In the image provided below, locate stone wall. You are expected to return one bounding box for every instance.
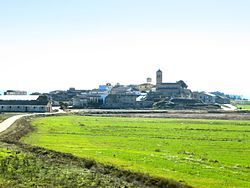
[0,105,51,112]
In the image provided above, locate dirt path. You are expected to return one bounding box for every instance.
[0,114,28,133]
[0,109,65,133]
[73,109,250,120]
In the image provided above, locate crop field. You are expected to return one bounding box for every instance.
[22,116,250,188]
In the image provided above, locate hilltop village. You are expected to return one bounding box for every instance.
[0,69,234,112]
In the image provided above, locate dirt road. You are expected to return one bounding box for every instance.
[73,109,250,120]
[0,114,28,133]
[0,108,65,133]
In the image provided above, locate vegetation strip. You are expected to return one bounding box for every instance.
[0,116,190,188]
[0,142,134,187]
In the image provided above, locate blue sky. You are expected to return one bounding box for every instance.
[0,0,250,97]
[1,1,249,35]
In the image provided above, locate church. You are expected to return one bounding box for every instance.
[155,69,192,98]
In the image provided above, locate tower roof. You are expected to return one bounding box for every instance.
[157,69,162,73]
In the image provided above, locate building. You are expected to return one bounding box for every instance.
[99,83,112,92]
[73,95,88,108]
[73,93,105,108]
[0,95,52,112]
[156,69,162,85]
[105,93,138,108]
[193,92,230,104]
[155,70,192,99]
[4,90,27,95]
[215,95,230,104]
[193,92,215,104]
[138,77,154,93]
[156,82,191,98]
[138,83,154,92]
[110,85,131,94]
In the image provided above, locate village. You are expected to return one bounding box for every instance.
[0,69,238,113]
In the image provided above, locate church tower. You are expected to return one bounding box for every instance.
[156,69,162,85]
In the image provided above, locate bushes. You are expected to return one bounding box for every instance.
[0,147,139,187]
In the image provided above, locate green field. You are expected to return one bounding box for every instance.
[237,105,250,110]
[22,116,250,188]
[0,142,138,187]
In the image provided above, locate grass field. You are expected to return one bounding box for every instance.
[237,105,250,110]
[0,141,140,188]
[22,116,250,188]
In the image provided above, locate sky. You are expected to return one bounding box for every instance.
[0,0,250,97]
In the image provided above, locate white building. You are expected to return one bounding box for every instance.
[192,92,216,104]
[0,95,52,112]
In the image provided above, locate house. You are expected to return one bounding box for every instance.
[215,95,230,104]
[136,93,154,108]
[192,92,216,104]
[0,95,52,112]
[192,92,230,104]
[73,87,110,108]
[104,93,138,108]
[138,83,154,92]
[73,93,104,108]
[73,95,88,108]
[110,85,131,94]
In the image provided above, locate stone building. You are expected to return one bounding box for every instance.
[192,92,216,104]
[0,95,52,112]
[104,93,138,108]
[215,95,230,104]
[73,93,104,108]
[156,82,191,98]
[192,92,230,104]
[110,85,131,94]
[138,83,154,92]
[156,69,162,86]
[155,70,192,99]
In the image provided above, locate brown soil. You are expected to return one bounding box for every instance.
[72,109,250,120]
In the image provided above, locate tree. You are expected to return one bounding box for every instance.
[177,80,188,88]
[59,102,68,110]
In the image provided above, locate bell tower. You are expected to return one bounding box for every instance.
[156,69,162,85]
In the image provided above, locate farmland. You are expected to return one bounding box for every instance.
[237,105,250,110]
[22,116,250,188]
[1,118,161,188]
[0,141,143,187]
